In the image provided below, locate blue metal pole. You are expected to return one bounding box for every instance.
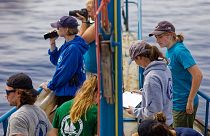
[137,0,144,88]
[204,100,209,136]
[1,107,16,134]
[99,0,115,135]
[125,0,129,31]
[0,107,16,123]
[137,0,142,40]
[116,0,123,135]
[197,91,210,136]
[99,0,123,135]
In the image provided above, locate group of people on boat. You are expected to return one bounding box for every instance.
[126,20,203,136]
[4,0,204,135]
[5,0,97,135]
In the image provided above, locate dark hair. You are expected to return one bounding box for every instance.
[154,112,167,124]
[138,44,168,64]
[138,119,175,136]
[18,89,37,107]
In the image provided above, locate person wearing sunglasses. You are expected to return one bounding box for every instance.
[149,21,203,128]
[40,16,89,107]
[5,73,52,136]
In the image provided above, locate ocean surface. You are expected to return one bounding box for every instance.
[0,0,210,134]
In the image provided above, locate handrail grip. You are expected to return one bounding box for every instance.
[198,91,210,102]
[197,91,210,136]
[0,107,16,123]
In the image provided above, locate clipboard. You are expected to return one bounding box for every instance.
[123,91,142,108]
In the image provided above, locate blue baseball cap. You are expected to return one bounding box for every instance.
[51,16,79,28]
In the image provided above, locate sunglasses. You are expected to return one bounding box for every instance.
[5,89,16,95]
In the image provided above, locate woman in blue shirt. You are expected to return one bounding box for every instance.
[149,20,203,128]
[77,0,97,77]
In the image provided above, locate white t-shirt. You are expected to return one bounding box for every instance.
[6,104,52,136]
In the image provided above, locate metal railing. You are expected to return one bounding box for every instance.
[197,91,210,136]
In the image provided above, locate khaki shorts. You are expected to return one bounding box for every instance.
[172,105,198,128]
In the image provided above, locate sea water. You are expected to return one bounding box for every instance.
[0,0,210,134]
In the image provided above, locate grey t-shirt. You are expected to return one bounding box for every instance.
[6,104,52,136]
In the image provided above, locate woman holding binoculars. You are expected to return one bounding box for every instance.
[40,15,89,107]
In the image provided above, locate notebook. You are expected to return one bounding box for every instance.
[123,91,142,108]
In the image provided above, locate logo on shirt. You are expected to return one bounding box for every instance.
[34,120,48,136]
[58,56,63,65]
[82,60,86,73]
[167,78,173,100]
[61,115,83,136]
[167,58,172,69]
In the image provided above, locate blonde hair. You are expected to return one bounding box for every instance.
[70,76,98,123]
[86,0,94,8]
[67,27,78,35]
[169,32,184,43]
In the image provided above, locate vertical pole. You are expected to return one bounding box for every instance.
[3,119,8,136]
[115,0,123,135]
[99,0,123,135]
[137,0,144,88]
[204,101,209,136]
[125,0,129,31]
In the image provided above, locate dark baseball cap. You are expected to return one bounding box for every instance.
[129,40,150,60]
[51,16,79,28]
[6,73,39,96]
[149,21,175,37]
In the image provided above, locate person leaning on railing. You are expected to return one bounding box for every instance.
[149,21,203,128]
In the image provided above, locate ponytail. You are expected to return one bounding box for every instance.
[144,45,169,64]
[176,33,184,43]
[70,76,97,123]
[171,32,184,43]
[154,112,166,124]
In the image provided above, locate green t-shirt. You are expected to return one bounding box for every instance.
[52,99,97,136]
